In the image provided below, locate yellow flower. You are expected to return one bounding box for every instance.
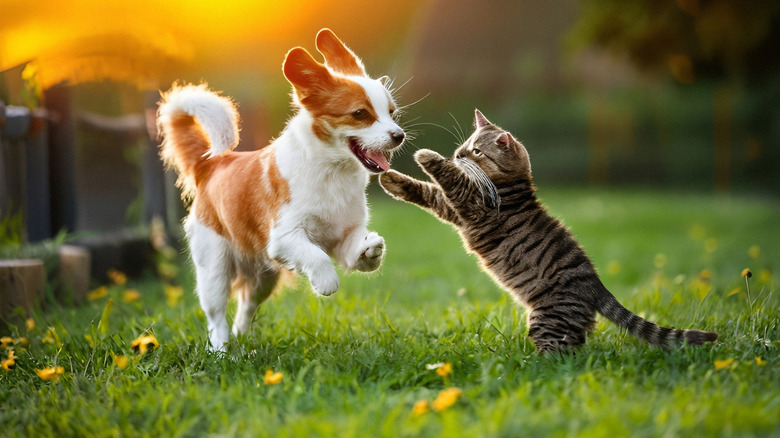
[42,327,61,348]
[741,268,752,278]
[436,363,452,378]
[122,289,141,302]
[1,357,14,371]
[26,318,35,331]
[688,224,706,239]
[131,334,159,355]
[755,357,766,367]
[1,337,14,348]
[264,369,283,385]
[412,400,430,416]
[1,349,16,371]
[114,354,129,369]
[107,269,127,285]
[432,387,462,412]
[714,358,736,370]
[165,285,183,308]
[87,286,108,301]
[36,366,65,381]
[606,260,622,276]
[699,269,712,281]
[654,254,667,269]
[704,238,718,253]
[15,337,28,346]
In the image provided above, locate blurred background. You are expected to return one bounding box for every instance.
[1,0,779,248]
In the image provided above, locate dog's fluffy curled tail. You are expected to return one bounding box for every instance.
[157,83,240,198]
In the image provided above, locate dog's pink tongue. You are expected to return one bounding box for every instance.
[366,150,391,172]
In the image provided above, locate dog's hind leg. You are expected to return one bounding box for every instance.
[186,216,232,352]
[232,269,280,337]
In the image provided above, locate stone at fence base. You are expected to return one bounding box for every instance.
[0,259,45,322]
[57,245,91,304]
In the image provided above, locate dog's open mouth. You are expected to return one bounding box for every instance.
[349,138,391,173]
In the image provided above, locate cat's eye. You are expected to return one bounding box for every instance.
[352,109,369,120]
[472,148,483,157]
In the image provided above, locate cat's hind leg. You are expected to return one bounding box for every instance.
[526,303,595,354]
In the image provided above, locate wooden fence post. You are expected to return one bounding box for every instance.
[0,259,45,321]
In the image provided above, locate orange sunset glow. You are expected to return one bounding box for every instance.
[0,0,424,89]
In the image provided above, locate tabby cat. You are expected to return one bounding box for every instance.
[379,109,718,353]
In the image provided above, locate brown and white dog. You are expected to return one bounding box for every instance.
[157,29,404,351]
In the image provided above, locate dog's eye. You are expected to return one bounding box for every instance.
[472,148,482,157]
[352,109,368,120]
[389,108,395,116]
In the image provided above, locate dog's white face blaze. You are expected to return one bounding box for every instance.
[329,75,403,172]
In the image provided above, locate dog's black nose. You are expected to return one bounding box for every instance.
[390,130,405,145]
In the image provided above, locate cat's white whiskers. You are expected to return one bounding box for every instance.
[455,157,500,209]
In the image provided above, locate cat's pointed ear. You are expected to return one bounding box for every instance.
[474,109,492,129]
[497,132,511,151]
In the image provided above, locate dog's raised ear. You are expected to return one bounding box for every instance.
[283,47,333,99]
[315,28,366,76]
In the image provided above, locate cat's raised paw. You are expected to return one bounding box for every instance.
[413,149,444,166]
[379,170,408,196]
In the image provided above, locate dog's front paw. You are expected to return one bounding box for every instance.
[414,149,444,166]
[309,265,340,296]
[355,232,385,272]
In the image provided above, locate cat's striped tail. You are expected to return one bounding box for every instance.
[596,290,718,347]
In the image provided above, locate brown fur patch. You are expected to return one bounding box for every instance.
[192,146,291,255]
[303,77,376,141]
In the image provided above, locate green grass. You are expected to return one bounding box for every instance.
[2,188,779,437]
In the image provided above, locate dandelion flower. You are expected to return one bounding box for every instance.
[26,318,35,331]
[114,354,129,369]
[714,358,736,370]
[107,269,127,285]
[755,357,766,367]
[748,245,760,260]
[165,285,183,308]
[131,334,159,355]
[436,363,452,378]
[1,349,16,371]
[122,289,141,302]
[606,260,622,276]
[741,268,752,278]
[699,269,712,281]
[264,369,283,385]
[412,400,430,416]
[87,286,108,301]
[654,254,667,269]
[1,337,14,348]
[36,366,65,381]
[432,387,462,412]
[15,337,28,346]
[1,357,15,371]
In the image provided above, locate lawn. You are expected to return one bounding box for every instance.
[1,187,778,437]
